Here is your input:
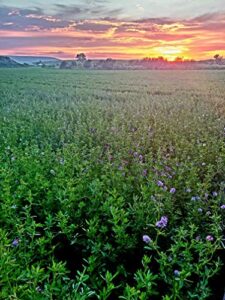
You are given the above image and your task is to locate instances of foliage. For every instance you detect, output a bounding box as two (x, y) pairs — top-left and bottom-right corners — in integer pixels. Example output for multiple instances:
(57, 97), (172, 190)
(0, 68), (225, 299)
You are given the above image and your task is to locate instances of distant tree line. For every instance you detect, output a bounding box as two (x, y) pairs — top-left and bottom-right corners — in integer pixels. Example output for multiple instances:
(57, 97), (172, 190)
(59, 53), (225, 70)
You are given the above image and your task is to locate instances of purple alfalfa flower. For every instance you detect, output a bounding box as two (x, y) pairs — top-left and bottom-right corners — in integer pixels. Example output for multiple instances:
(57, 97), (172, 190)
(206, 235), (214, 242)
(212, 191), (218, 197)
(170, 188), (176, 194)
(204, 193), (209, 199)
(142, 235), (152, 244)
(157, 180), (164, 187)
(142, 169), (148, 177)
(191, 196), (200, 201)
(198, 208), (203, 213)
(156, 216), (168, 229)
(12, 238), (19, 247)
(174, 270), (180, 277)
(163, 186), (168, 191)
(139, 154), (143, 162)
(220, 204), (225, 209)
(133, 152), (138, 158)
(165, 166), (172, 172)
(186, 188), (191, 193)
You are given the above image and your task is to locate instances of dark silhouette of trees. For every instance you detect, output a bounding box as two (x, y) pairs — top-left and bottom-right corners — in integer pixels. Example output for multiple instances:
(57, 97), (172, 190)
(174, 57), (183, 62)
(214, 54), (223, 64)
(60, 60), (76, 69)
(76, 53), (87, 62)
(105, 58), (114, 69)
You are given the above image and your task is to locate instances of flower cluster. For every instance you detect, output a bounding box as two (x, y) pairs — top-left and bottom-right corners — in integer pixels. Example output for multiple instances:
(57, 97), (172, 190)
(206, 235), (214, 242)
(156, 216), (168, 228)
(170, 188), (176, 194)
(142, 235), (152, 244)
(157, 180), (164, 187)
(12, 238), (19, 247)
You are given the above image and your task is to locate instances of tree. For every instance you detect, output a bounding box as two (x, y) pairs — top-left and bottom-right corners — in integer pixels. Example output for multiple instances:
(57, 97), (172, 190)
(214, 54), (223, 64)
(157, 56), (165, 61)
(105, 58), (114, 69)
(76, 53), (87, 62)
(175, 57), (183, 62)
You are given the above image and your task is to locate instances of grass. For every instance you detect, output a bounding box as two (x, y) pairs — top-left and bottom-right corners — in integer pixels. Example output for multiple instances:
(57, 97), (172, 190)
(0, 68), (225, 299)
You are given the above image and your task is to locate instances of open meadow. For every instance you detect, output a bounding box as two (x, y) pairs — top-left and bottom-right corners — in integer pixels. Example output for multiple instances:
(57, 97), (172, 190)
(0, 68), (225, 299)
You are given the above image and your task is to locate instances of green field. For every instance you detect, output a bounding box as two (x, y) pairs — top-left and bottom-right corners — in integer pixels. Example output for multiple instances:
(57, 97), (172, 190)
(0, 68), (225, 299)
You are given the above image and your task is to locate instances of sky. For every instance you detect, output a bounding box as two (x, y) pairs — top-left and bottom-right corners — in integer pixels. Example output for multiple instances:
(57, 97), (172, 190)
(0, 0), (225, 60)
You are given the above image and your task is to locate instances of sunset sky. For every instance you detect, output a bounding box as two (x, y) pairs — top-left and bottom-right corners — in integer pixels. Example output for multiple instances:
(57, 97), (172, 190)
(0, 0), (225, 60)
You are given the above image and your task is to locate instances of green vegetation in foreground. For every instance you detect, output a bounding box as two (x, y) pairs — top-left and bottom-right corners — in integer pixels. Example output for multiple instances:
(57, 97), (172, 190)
(0, 68), (225, 299)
